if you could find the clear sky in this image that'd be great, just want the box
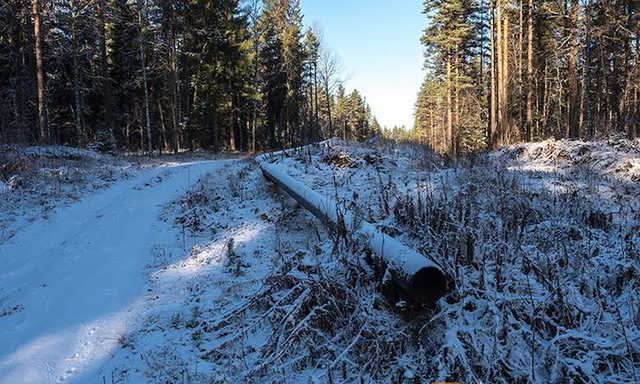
[300,0,425,130]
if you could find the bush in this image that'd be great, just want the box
[88,129,117,154]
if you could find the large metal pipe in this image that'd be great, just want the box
[259,161,449,303]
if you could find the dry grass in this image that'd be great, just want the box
[391,162,640,383]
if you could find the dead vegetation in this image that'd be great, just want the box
[323,148,356,168]
[200,234,435,383]
[495,138,640,183]
[0,145,134,243]
[112,138,640,383]
[229,138,640,383]
[391,160,640,383]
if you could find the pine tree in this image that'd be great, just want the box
[281,0,305,147]
[414,75,446,150]
[0,0,380,149]
[258,3,285,148]
[420,0,483,155]
[303,28,320,143]
[416,0,638,153]
[31,0,48,142]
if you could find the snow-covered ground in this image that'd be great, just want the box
[1,138,638,383]
[0,145,136,245]
[0,145,235,245]
[0,147,237,383]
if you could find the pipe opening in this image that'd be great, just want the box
[410,266,449,303]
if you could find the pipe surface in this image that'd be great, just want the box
[259,161,449,303]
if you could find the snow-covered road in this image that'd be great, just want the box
[0,160,233,384]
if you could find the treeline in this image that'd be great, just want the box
[414,0,639,155]
[0,0,380,152]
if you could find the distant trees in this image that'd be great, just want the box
[333,86,381,141]
[415,0,639,155]
[0,0,379,152]
[317,46,342,137]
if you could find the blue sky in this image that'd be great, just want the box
[300,0,426,130]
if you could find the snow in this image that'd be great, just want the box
[23,146,103,161]
[0,145,137,244]
[493,138,640,183]
[0,159,235,384]
[87,160,304,382]
[245,138,639,382]
[1,138,638,383]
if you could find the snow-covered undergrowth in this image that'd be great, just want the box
[104,138,639,383]
[0,145,137,243]
[255,138,639,383]
[99,153,437,383]
[393,165,640,382]
[494,137,640,183]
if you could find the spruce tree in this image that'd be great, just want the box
[0,0,381,149]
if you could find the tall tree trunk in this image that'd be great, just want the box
[542,58,550,135]
[579,0,592,137]
[496,1,504,146]
[429,108,434,148]
[229,93,237,151]
[446,59,453,155]
[14,12,27,142]
[557,66,563,136]
[620,0,636,137]
[157,100,167,153]
[32,0,48,142]
[325,81,333,137]
[97,0,115,144]
[518,0,524,139]
[71,2,84,146]
[313,62,319,141]
[138,106,144,151]
[567,0,580,138]
[171,34,180,153]
[526,0,534,141]
[251,35,259,152]
[490,1,497,148]
[501,5,510,144]
[138,0,152,153]
[141,52,152,153]
[454,56,460,157]
[238,94,245,152]
[188,86,198,151]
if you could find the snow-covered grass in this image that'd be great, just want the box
[93,159,340,382]
[392,161,639,382]
[0,156,233,384]
[5,138,637,383]
[0,145,234,244]
[117,137,637,383]
[240,138,639,383]
[95,152,440,383]
[0,145,135,243]
[493,137,640,183]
